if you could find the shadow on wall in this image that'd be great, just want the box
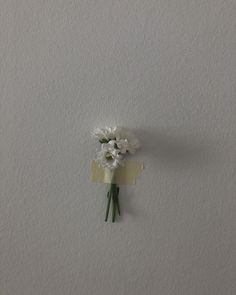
[134,128,214,171]
[117,127,215,221]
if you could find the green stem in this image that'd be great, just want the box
[105,191,112,222]
[112,193,116,222]
[110,183,116,222]
[115,187,120,216]
[104,169,121,222]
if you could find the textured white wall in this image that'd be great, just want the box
[1,1,236,294]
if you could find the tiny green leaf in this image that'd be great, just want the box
[99,139,109,144]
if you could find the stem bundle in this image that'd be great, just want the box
[105,183,120,222]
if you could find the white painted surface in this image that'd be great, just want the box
[1,1,236,294]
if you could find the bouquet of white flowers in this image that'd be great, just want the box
[92,127,140,222]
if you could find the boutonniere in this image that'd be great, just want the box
[92,127,141,222]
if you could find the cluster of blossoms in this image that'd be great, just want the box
[93,127,140,170]
[92,127,140,222]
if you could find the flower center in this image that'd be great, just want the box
[105,155,113,160]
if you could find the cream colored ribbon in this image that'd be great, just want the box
[91,160,144,185]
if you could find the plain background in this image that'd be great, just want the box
[1,1,236,294]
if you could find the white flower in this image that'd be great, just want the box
[115,128,140,154]
[96,142,124,170]
[92,126,140,154]
[92,127,119,142]
[108,139,129,154]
